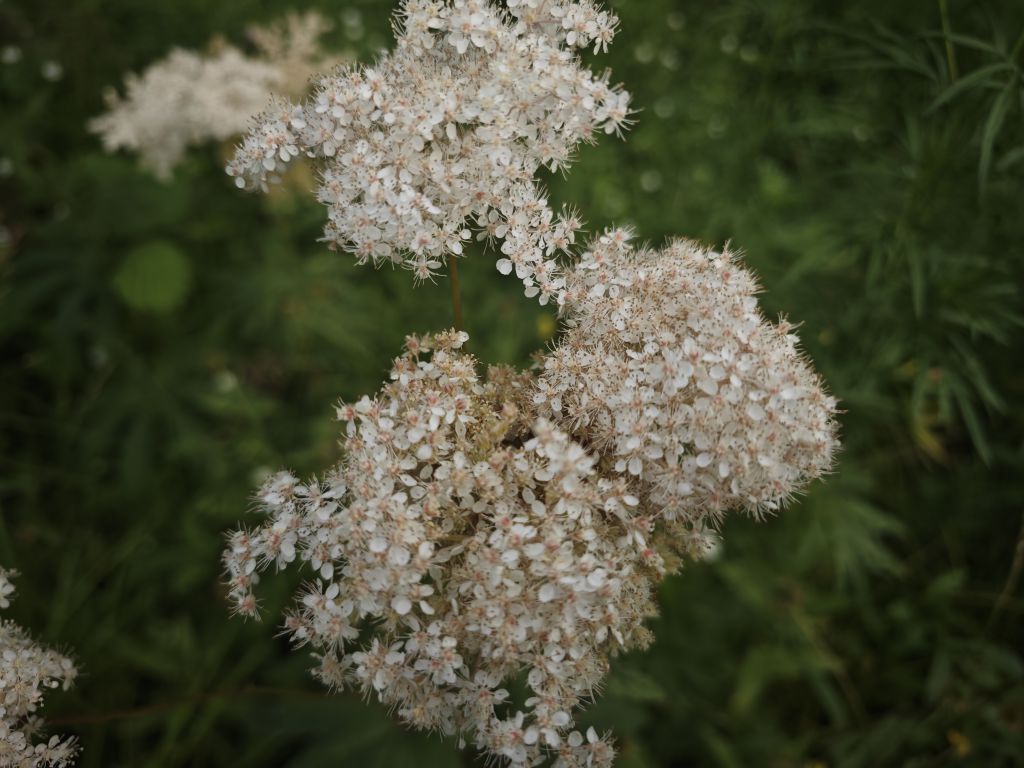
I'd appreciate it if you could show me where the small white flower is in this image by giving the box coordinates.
[41,60,63,81]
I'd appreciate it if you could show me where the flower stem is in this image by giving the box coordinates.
[450,257,465,332]
[988,510,1024,632]
[1012,27,1024,63]
[938,0,958,81]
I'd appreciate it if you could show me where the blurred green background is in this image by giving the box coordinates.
[2,0,1023,766]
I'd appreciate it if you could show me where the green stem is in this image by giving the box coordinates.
[988,511,1024,631]
[450,257,464,333]
[939,0,958,81]
[1011,27,1024,62]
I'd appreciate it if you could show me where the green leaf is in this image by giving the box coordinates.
[606,665,669,703]
[731,644,835,715]
[797,492,904,586]
[923,31,1004,55]
[908,249,925,319]
[948,374,993,464]
[926,569,966,600]
[113,241,192,313]
[925,646,952,703]
[699,725,742,768]
[996,144,1024,172]
[926,62,1013,113]
[979,80,1015,192]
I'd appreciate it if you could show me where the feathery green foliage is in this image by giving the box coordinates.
[1,0,1021,765]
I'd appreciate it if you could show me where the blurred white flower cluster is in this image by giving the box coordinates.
[223,2,838,766]
[227,0,630,300]
[90,12,338,179]
[0,568,78,768]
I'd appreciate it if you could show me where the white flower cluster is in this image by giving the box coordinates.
[222,2,839,766]
[538,235,838,523]
[224,293,836,764]
[0,568,78,768]
[90,12,337,179]
[226,0,631,300]
[225,331,657,767]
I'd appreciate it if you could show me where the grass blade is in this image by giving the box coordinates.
[927,62,1013,112]
[979,80,1016,192]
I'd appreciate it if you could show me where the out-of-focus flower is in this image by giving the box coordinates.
[89,12,337,179]
[41,60,62,82]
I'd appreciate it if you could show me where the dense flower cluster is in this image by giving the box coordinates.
[538,234,838,524]
[227,0,631,300]
[90,12,337,178]
[0,568,78,768]
[225,303,836,765]
[223,2,838,766]
[225,332,661,766]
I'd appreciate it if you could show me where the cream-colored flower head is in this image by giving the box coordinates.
[224,332,659,767]
[537,233,839,525]
[90,12,337,179]
[219,7,840,768]
[224,296,837,764]
[227,0,631,300]
[0,568,78,768]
